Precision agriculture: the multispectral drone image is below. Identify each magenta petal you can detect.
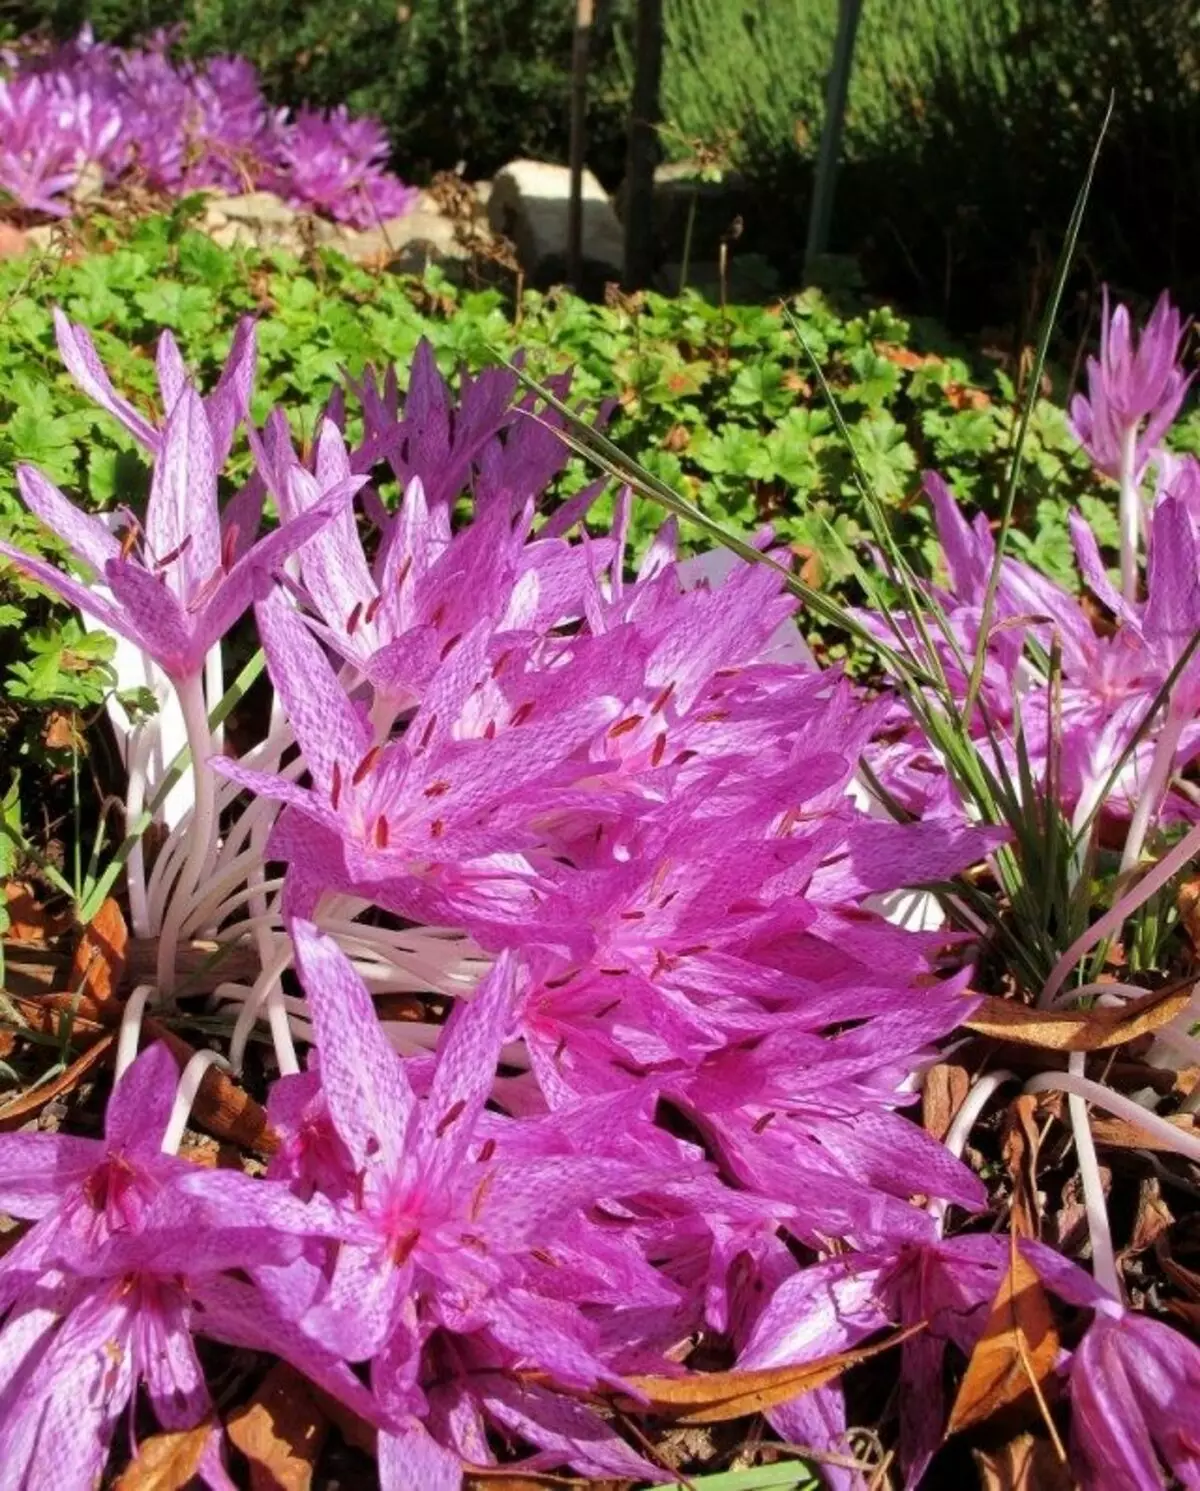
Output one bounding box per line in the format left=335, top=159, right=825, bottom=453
left=378, top=1420, right=463, bottom=1491
left=0, top=1133, right=98, bottom=1219
left=104, top=1042, right=179, bottom=1154
left=290, top=920, right=416, bottom=1169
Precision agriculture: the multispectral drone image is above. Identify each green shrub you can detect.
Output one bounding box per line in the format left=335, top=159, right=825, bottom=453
left=658, top=0, right=1200, bottom=330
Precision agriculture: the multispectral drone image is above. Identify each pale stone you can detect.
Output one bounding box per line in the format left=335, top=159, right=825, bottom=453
left=328, top=209, right=464, bottom=269
left=206, top=191, right=296, bottom=226
left=487, top=159, right=623, bottom=288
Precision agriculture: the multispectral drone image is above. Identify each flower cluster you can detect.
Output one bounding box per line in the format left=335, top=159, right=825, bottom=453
left=866, top=291, right=1200, bottom=875
left=0, top=306, right=1196, bottom=1488
left=0, top=28, right=416, bottom=225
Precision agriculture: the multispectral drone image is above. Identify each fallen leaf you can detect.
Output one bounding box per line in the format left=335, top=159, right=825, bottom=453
left=305, top=1386, right=376, bottom=1457
left=923, top=1060, right=971, bottom=1142
left=1179, top=877, right=1200, bottom=953
left=1001, top=1094, right=1043, bottom=1239
left=227, top=1362, right=328, bottom=1491
left=0, top=1031, right=115, bottom=1131
left=1156, top=1234, right=1200, bottom=1302
left=620, top=1327, right=920, bottom=1424
left=1121, top=1177, right=1172, bottom=1263
left=973, top=1432, right=1073, bottom=1490
left=44, top=711, right=85, bottom=751
left=945, top=382, right=991, bottom=411
left=946, top=1237, right=1060, bottom=1436
left=4, top=882, right=70, bottom=945
left=964, top=984, right=1190, bottom=1052
left=114, top=1420, right=215, bottom=1489
left=1091, top=1113, right=1199, bottom=1153
left=70, top=897, right=128, bottom=1006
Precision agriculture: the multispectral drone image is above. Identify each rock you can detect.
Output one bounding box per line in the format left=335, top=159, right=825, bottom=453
left=0, top=222, right=28, bottom=259
left=208, top=190, right=296, bottom=226
left=201, top=191, right=306, bottom=252
left=327, top=208, right=467, bottom=271
left=487, top=159, right=623, bottom=291
left=24, top=223, right=59, bottom=253
left=68, top=161, right=106, bottom=204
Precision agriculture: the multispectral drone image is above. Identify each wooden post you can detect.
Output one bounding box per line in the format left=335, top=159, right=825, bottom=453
left=803, top=0, right=863, bottom=279
left=567, top=0, right=595, bottom=290
left=622, top=0, right=664, bottom=291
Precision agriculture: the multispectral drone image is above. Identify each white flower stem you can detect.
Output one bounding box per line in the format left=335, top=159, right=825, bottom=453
left=115, top=984, right=153, bottom=1079
left=1063, top=1052, right=1122, bottom=1299
left=125, top=722, right=155, bottom=938
left=156, top=673, right=219, bottom=994
left=929, top=1068, right=1016, bottom=1235
left=162, top=1049, right=232, bottom=1154
left=1024, top=1067, right=1200, bottom=1164
left=1120, top=705, right=1185, bottom=876
left=1118, top=422, right=1142, bottom=604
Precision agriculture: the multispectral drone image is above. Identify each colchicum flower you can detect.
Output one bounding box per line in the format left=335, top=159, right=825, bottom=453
left=11, top=297, right=1196, bottom=1488
left=1069, top=288, right=1191, bottom=599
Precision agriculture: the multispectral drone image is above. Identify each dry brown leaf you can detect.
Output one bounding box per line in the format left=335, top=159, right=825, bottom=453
left=70, top=896, right=128, bottom=1007
left=621, top=1326, right=919, bottom=1425
left=1179, top=877, right=1200, bottom=953
left=946, top=1238, right=1059, bottom=1436
left=4, top=882, right=70, bottom=944
left=923, top=1060, right=971, bottom=1142
left=1001, top=1094, right=1043, bottom=1239
left=4, top=992, right=276, bottom=1153
left=964, top=984, right=1190, bottom=1052
left=1121, top=1178, right=1172, bottom=1262
left=227, top=1362, right=328, bottom=1491
left=0, top=1031, right=115, bottom=1131
left=43, top=710, right=84, bottom=751
left=114, top=1421, right=215, bottom=1490
left=973, top=1432, right=1074, bottom=1490
left=1091, top=1113, right=1198, bottom=1153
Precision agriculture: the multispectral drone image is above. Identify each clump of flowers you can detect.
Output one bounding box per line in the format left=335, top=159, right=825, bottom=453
left=0, top=28, right=416, bottom=225
left=0, top=297, right=1197, bottom=1487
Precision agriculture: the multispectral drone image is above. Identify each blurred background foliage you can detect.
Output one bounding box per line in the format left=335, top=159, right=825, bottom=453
left=4, top=0, right=1200, bottom=329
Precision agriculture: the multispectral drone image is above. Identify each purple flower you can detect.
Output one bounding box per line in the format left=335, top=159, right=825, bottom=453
left=0, top=313, right=358, bottom=682
left=1070, top=288, right=1191, bottom=484
left=0, top=30, right=415, bottom=221
left=1024, top=1241, right=1200, bottom=1490
left=283, top=920, right=663, bottom=1482
left=0, top=1044, right=379, bottom=1483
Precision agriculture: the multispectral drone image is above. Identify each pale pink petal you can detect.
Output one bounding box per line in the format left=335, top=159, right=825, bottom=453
left=16, top=465, right=119, bottom=575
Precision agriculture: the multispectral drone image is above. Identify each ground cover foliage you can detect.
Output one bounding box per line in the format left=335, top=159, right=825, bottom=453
left=2, top=204, right=1200, bottom=1491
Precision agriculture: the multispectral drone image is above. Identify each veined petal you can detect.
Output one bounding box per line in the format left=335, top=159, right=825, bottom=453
left=0, top=1133, right=98, bottom=1220
left=378, top=1420, right=462, bottom=1491
left=53, top=309, right=158, bottom=450
left=146, top=382, right=219, bottom=599
left=104, top=1042, right=178, bottom=1155
left=0, top=541, right=129, bottom=640
left=291, top=920, right=416, bottom=1169
left=16, top=465, right=120, bottom=575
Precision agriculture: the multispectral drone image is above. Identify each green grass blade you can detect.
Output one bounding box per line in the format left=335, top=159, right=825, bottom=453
left=963, top=93, right=1114, bottom=718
